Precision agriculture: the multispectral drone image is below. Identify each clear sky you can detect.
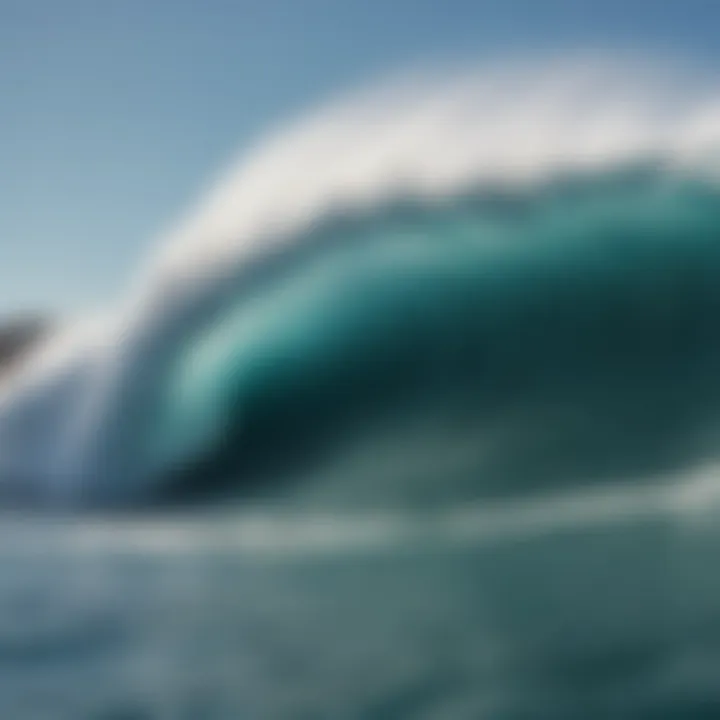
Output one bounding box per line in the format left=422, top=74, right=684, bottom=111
left=2, top=0, right=719, bottom=316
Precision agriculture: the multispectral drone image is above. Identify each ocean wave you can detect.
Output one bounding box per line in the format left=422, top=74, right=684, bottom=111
left=2, top=55, right=720, bottom=509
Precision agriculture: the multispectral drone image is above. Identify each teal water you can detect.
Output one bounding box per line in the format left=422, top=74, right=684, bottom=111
left=148, top=171, right=720, bottom=509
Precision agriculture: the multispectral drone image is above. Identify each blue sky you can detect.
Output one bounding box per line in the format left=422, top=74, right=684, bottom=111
left=2, top=0, right=719, bottom=315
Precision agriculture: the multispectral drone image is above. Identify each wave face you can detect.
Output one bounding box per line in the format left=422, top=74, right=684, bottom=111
left=2, top=57, right=720, bottom=509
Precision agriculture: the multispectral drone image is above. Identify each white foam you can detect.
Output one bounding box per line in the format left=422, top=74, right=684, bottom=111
left=149, top=54, right=720, bottom=287
left=2, top=462, right=720, bottom=557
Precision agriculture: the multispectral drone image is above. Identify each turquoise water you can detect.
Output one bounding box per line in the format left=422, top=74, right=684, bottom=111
left=146, top=172, right=720, bottom=509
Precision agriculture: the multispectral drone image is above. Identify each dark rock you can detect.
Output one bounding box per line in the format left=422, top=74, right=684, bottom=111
left=0, top=315, right=53, bottom=373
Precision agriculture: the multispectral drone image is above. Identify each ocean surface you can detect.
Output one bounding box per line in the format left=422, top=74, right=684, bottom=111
left=2, top=495, right=720, bottom=718
left=2, top=56, right=720, bottom=717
